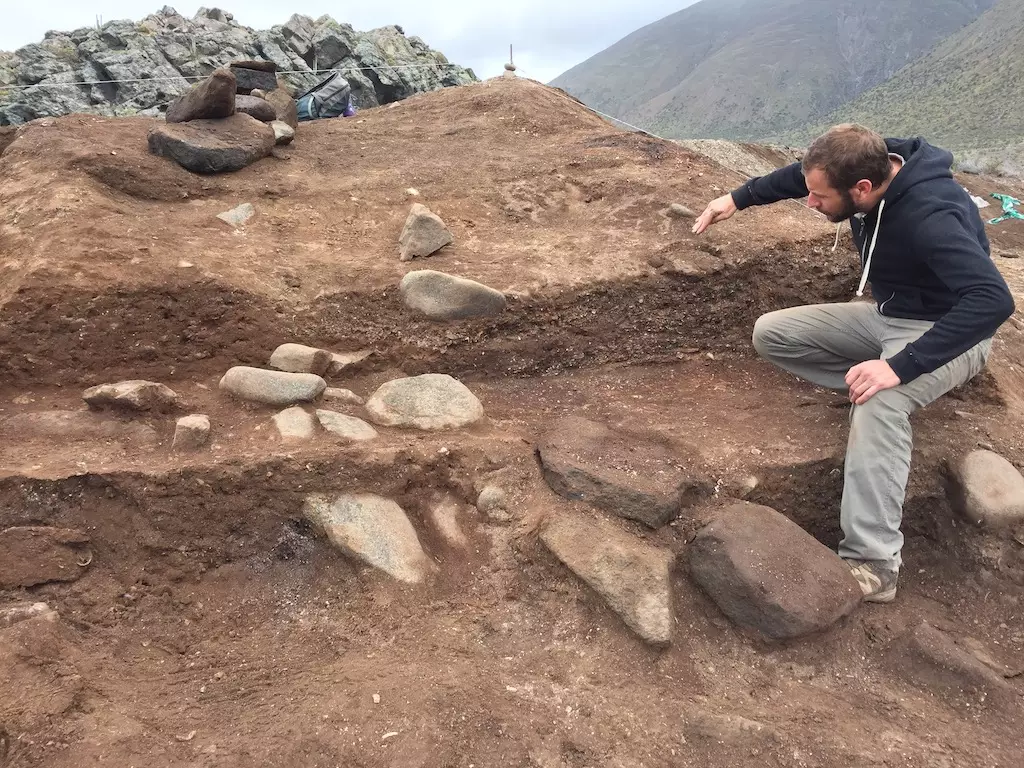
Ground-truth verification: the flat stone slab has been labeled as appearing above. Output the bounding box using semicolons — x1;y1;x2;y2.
219;366;326;406
273;406;316;442
303;493;431;583
230;63;278;94
148;113;276;174
82;380;181;413
269;343;332;375
400;270;507;321
217;202;255;228
536;415;707;528
948;449;1024;529
0;527;92;588
688;502;862;641
2;410;157;444
542;512;674;645
165;68;236;123
173;414;210;452
399;203;453;261
365;374;484;430
316;410;378;442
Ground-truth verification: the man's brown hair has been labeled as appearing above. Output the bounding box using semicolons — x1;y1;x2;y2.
802;124;890;192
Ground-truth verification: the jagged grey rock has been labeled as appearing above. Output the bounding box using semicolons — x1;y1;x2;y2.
173;414;211;452
316;410;378;442
165;68;237;123
148;113;275;174
217;202;255;228
235;94;277;122
399;204;454;261
271;120;295;145
0;9;476;125
365;374;484;430
273;406;317;442
219;366;326;405
303;493;431;583
269;343;332;375
400;270;507;321
82;380;181;413
541;512;674;645
948;449;1024;529
689;502;862;641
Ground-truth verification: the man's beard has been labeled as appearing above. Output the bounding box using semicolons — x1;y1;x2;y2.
825;188;859;223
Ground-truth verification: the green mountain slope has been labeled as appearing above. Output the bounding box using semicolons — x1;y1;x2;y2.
814;0;1024;151
551;0;996;141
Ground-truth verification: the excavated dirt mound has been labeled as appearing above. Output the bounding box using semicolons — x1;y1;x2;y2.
1;77;1024;767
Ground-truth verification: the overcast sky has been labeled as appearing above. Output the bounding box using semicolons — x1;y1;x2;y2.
2;2;698;83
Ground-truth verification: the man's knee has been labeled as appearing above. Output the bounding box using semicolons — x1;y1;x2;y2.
752;310;785;359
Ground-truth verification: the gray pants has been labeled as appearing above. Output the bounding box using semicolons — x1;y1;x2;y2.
752;302;991;570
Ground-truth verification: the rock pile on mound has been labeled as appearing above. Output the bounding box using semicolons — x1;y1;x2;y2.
0;7;476;125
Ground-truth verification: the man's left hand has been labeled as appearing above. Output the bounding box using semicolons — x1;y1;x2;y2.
846;360;901;404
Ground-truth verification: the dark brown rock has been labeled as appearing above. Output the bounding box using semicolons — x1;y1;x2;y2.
0;527;92;588
235;95;278;123
265;88;299;130
165;68;237;123
536;415;708;528
230;64;278;95
688;502;862;641
231;59;278;73
148;113;276;174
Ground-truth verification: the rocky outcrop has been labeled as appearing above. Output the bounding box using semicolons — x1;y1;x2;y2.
0;8;477;125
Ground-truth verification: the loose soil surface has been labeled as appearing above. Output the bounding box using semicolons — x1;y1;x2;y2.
1;77;1023;768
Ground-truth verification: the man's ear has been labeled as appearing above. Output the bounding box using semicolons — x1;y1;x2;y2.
851;179;874;201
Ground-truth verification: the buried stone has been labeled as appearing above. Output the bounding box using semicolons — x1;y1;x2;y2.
399;203;453;261
400;270;506;321
688;502;862;641
541;511;674;645
315;410;378;442
947;449;1024;530
536;415;708;528
303;493;431;583
219;366;326;406
273;406;317;442
173;414;211;452
269;343;332;375
83;379;181;413
365;374;484;430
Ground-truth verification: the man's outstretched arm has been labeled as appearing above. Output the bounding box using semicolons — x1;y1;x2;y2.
693;161;809;234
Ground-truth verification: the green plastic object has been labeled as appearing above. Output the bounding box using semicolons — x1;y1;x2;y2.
988;193;1024;225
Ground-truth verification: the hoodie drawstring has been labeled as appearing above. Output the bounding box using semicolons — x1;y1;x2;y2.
831;224;841;252
856;198;885;298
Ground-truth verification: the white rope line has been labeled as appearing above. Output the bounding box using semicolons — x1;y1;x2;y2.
0;62;465;92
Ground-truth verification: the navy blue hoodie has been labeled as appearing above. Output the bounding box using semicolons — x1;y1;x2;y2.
731;137;1016;383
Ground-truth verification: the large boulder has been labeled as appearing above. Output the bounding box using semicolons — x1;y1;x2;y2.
303;493;431;583
688;502;862;641
541;512;674;645
399;203;454;261
947;449;1024;530
165;68;237;123
219;366;326;406
148;113;276;174
400;270;507;321
536;416;707;528
365;374;484;430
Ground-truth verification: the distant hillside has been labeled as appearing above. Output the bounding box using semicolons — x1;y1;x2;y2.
551;0;996;141
813;0;1024;155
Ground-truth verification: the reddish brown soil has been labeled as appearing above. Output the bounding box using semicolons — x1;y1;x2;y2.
1;77;1023;767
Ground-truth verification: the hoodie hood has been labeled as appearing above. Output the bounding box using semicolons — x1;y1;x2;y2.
881;138;955;204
